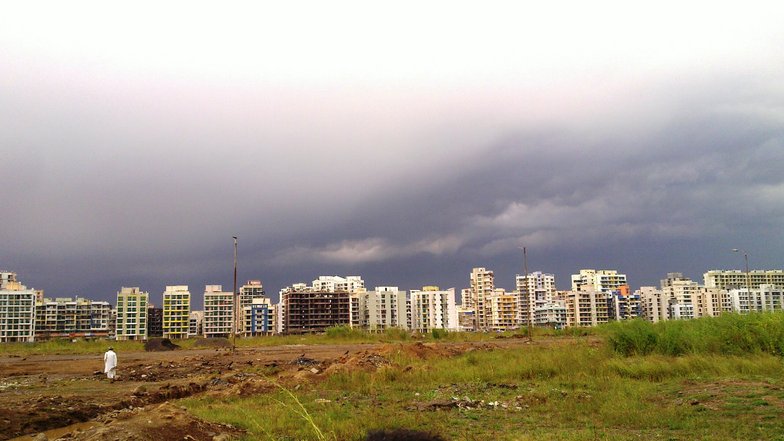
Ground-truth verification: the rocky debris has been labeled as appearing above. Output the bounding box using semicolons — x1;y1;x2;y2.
143;338;180;352
291;355;319;367
409;396;519;412
192;338;231;348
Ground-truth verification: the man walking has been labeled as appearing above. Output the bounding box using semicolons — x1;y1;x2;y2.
104;346;117;382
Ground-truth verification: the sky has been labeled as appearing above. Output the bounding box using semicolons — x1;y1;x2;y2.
2;1;784;308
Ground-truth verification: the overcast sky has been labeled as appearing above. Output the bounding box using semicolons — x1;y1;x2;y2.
2;1;783;307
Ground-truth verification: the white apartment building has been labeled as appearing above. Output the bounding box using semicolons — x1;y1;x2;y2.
660;274;698;320
204;285;234;338
188;310;204;337
571;269;628;294
637;287;665;323
162;285;191;339
0;272;36;343
516;271;556;326
360;286;407;331
704;269;784;290
409;286;458;332
312;275;365;293
115;287;148;340
694;287;728;318
468;267;494;331
534;301;568;328
564;289;609;327
238;280;266;333
728;284;784;314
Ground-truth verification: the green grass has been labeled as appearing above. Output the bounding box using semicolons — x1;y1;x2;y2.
180;336;784;440
601;312;784;356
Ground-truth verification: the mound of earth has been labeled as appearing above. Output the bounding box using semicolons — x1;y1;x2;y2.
143;338;179;352
191;338;231;348
57;402;244;440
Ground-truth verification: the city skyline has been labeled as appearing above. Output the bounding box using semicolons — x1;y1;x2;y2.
2;3;783;305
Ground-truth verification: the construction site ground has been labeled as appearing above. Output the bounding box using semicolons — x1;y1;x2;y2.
0;338;546;441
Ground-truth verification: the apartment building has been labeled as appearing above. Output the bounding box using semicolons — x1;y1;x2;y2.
534;301;568;328
608;286;641;321
282;288;351;334
516;271;556;326
115;287;148;341
637;287;665;323
243;297;272;336
188;311;204;337
487;288;518;331
660;273;698;320
564;289;609;327
571;269;628;294
0;272;36;343
704;269;784;290
204;285;234;338
409;286;458;332
238;280;266;333
163;285;191;339
468;267;494;331
312;276;365;293
34;297;112;339
728;284;784;314
147;305;163;338
360;286;407;331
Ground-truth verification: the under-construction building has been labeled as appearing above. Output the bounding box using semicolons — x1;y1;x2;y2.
282;288;351;334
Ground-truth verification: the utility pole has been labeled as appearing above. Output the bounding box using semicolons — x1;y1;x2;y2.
233;236;238;354
520;246;532;342
732;248;751;296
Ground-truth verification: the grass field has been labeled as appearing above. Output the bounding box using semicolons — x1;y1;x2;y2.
178;314;784;441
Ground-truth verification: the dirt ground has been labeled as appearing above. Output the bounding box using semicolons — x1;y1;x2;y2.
0;338;558;440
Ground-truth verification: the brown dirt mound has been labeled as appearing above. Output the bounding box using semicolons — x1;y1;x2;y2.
143;338;180;352
377;342;465;360
59;402;244;440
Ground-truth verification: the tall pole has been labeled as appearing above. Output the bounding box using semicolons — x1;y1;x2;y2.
233;236;238;354
732;248;751;295
521;246;532;342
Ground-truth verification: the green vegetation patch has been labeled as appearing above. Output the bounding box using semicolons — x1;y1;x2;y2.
180;338;784;440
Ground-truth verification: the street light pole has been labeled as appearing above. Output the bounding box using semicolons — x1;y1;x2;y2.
732;248;751;295
233;236;238;354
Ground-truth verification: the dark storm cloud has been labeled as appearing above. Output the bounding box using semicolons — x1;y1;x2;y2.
2;3;783;304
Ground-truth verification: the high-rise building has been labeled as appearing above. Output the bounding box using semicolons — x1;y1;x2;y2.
571;269;628;294
704;269;784;290
163;285;191;339
147;305;163;337
312;275;365;293
608;286;641;321
636;287;665;323
204;285;234;338
359;286;407;331
242;298;273;336
188;311;204;337
468;267;494;331
33;297;111;339
516;271;557;326
409;286;458;332
115;287;148;341
564;288;609;327
728;284;784;314
0;271;36;343
487;288;518;331
282;287;351;334
660;273;698;320
238;280;266;333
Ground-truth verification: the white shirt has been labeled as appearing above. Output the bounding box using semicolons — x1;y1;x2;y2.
104;350;117;373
